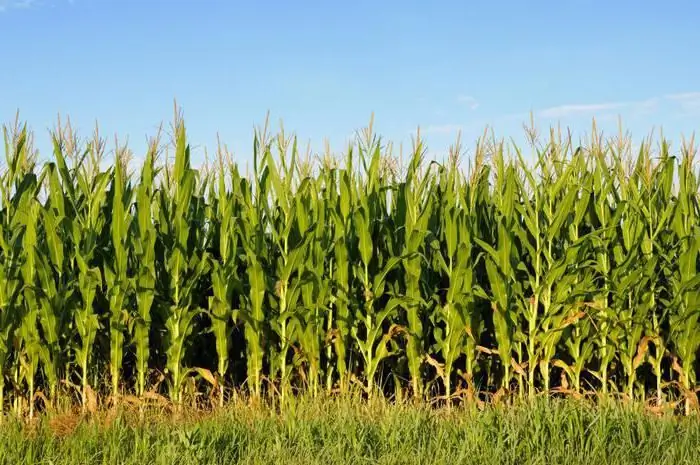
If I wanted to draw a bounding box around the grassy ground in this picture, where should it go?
[0,396,698,464]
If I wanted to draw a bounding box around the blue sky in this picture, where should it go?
[1,0,699,167]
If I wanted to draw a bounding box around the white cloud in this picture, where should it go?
[424,124,464,135]
[664,92,700,114]
[457,95,479,110]
[0,0,36,10]
[536,96,665,119]
[423,91,700,143]
[0,0,76,11]
[665,92,700,101]
[637,97,661,110]
[538,102,628,118]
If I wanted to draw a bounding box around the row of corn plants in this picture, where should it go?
[1,111,700,417]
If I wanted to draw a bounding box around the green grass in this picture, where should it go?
[0,397,698,464]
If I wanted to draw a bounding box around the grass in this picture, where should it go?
[0,396,699,464]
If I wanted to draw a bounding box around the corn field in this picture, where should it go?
[1,111,700,417]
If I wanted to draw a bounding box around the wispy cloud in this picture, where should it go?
[424,124,464,135]
[0,0,36,11]
[664,92,700,114]
[538,102,628,118]
[457,95,479,110]
[0,0,74,11]
[534,96,666,120]
[665,92,700,101]
[424,90,700,141]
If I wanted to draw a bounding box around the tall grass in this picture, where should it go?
[0,109,699,417]
[1,397,699,465]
